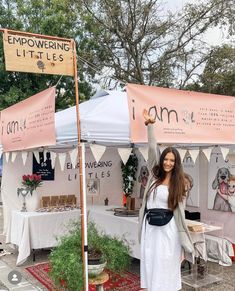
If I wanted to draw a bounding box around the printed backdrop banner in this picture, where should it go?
[208,147,235,213]
[1,87,56,151]
[182,153,199,207]
[126,83,235,144]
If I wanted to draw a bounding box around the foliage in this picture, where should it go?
[22,174,42,193]
[0,0,234,108]
[79,0,234,88]
[186,45,235,96]
[0,0,94,111]
[49,221,130,291]
[49,221,83,291]
[121,151,138,196]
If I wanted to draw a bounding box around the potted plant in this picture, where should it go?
[49,221,130,290]
[121,150,138,209]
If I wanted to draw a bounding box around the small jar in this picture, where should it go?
[104,198,109,206]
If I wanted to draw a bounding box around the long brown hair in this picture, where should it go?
[148,147,186,210]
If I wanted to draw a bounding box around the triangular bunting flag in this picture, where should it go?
[227,153,235,164]
[43,151,48,162]
[202,148,213,162]
[33,151,40,164]
[177,149,187,162]
[118,148,132,165]
[21,152,28,165]
[5,152,10,163]
[50,152,57,169]
[11,152,18,163]
[188,149,199,164]
[90,144,106,163]
[220,147,230,161]
[139,147,148,162]
[58,152,67,171]
[69,148,78,168]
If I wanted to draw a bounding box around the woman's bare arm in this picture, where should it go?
[143,109,159,170]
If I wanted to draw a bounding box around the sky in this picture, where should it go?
[166,0,234,46]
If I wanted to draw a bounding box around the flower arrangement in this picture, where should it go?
[22,174,42,194]
[121,151,138,197]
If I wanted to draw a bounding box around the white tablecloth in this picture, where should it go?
[8,209,80,265]
[88,205,140,259]
[87,206,232,264]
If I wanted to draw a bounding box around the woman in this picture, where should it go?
[139,109,195,291]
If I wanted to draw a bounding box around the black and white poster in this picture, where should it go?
[33,152,54,180]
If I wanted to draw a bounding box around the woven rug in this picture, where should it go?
[26,262,141,290]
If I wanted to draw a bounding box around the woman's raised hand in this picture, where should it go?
[143,108,156,125]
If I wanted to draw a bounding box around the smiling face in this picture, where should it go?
[228,179,235,196]
[163,152,175,173]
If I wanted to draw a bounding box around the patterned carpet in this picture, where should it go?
[26,262,141,291]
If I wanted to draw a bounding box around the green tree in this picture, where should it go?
[186,45,235,96]
[79,0,234,88]
[0,0,234,110]
[0,0,94,111]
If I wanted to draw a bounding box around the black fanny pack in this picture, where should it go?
[146,208,173,226]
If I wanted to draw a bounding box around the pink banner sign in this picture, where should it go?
[127,83,235,144]
[1,87,56,151]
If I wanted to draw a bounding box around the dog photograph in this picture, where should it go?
[182,154,199,207]
[86,179,100,196]
[212,167,232,212]
[208,147,235,212]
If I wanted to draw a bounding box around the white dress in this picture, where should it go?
[140,185,182,291]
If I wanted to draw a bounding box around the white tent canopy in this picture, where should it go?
[55,90,130,145]
[55,90,235,149]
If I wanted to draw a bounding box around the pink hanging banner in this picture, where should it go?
[127,83,235,144]
[1,87,56,151]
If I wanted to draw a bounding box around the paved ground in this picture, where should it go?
[0,205,234,290]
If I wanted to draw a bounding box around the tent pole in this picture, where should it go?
[72,40,88,291]
[81,142,88,290]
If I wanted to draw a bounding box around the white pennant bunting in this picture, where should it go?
[227,153,235,164]
[139,147,148,162]
[11,152,18,163]
[202,148,213,162]
[5,152,10,163]
[177,149,187,162]
[90,144,106,163]
[220,147,230,161]
[118,148,132,165]
[43,151,48,162]
[21,152,28,165]
[188,149,199,164]
[33,151,40,164]
[50,152,57,169]
[69,148,78,168]
[58,152,67,171]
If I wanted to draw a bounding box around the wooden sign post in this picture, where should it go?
[0,28,88,291]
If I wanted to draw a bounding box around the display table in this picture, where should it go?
[88,205,140,259]
[8,209,80,265]
[87,205,209,260]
